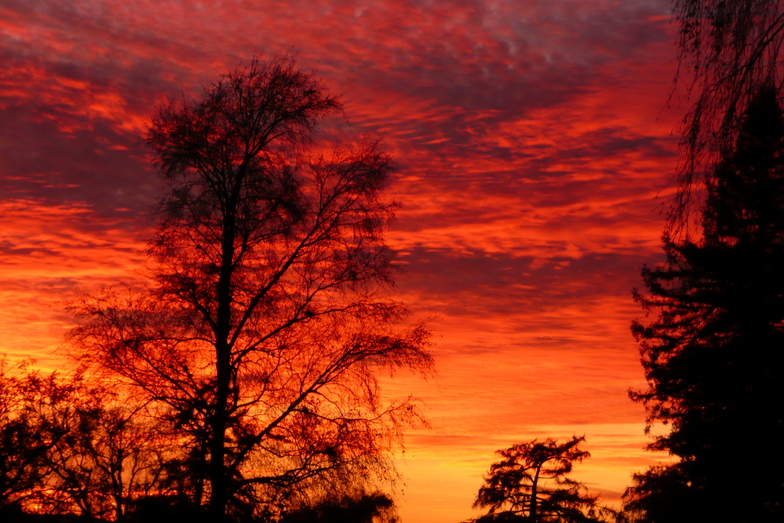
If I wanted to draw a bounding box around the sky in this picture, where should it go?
[0,1,683,521]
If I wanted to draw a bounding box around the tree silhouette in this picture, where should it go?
[469,436,605,523]
[626,85,784,523]
[668,0,784,229]
[0,358,54,510]
[70,56,432,521]
[279,491,397,523]
[0,360,170,520]
[35,391,167,521]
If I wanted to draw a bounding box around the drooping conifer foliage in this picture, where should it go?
[468,436,606,523]
[669,0,784,228]
[626,86,784,523]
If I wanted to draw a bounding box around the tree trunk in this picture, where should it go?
[208,207,237,520]
[529,464,541,523]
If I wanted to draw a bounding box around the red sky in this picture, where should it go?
[0,1,681,521]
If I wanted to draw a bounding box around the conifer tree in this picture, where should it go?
[626,85,784,523]
[470,436,605,523]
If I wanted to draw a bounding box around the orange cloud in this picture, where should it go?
[0,0,679,521]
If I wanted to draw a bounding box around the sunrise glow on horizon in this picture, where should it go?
[1,1,681,521]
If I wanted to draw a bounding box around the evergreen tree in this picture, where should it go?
[625,86,784,522]
[469,437,605,523]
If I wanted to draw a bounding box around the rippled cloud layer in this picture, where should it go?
[1,1,677,521]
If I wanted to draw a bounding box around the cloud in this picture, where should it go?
[0,198,146,368]
[0,1,681,521]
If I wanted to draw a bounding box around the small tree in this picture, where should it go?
[469,436,604,523]
[37,392,168,521]
[70,56,432,520]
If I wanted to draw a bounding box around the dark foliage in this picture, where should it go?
[626,86,784,522]
[469,436,605,523]
[123,495,211,523]
[669,0,784,229]
[280,492,396,523]
[0,502,94,523]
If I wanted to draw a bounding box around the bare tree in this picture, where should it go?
[38,391,168,521]
[0,359,166,520]
[70,56,432,521]
[0,357,57,510]
[670,0,784,231]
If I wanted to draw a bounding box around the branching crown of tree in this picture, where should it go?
[0,360,167,520]
[0,358,53,509]
[69,56,432,521]
[469,436,606,523]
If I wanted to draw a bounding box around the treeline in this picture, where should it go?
[0,358,396,523]
[0,363,178,521]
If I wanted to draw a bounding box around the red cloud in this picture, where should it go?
[0,0,678,521]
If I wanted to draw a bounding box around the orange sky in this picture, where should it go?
[0,1,681,521]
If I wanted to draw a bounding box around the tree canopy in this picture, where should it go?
[626,85,784,523]
[469,436,606,523]
[69,56,432,521]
